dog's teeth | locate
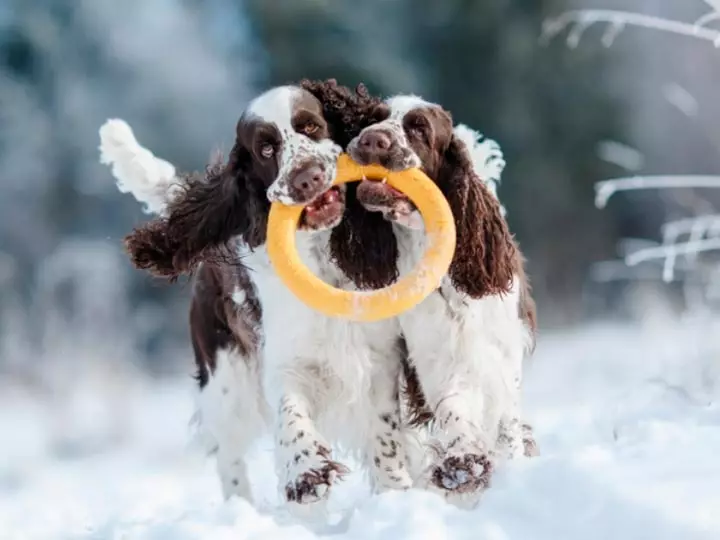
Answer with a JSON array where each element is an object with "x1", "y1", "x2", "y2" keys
[{"x1": 381, "y1": 177, "x2": 388, "y2": 184}]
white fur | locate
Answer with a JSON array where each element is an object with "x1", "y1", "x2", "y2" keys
[
  {"x1": 98, "y1": 119, "x2": 183, "y2": 216},
  {"x1": 240, "y1": 233, "x2": 413, "y2": 511},
  {"x1": 100, "y1": 94, "x2": 524, "y2": 510},
  {"x1": 192, "y1": 347, "x2": 269, "y2": 500},
  {"x1": 385, "y1": 94, "x2": 433, "y2": 118},
  {"x1": 246, "y1": 86, "x2": 342, "y2": 205},
  {"x1": 191, "y1": 234, "x2": 414, "y2": 512},
  {"x1": 101, "y1": 91, "x2": 415, "y2": 514},
  {"x1": 394, "y1": 225, "x2": 529, "y2": 444},
  {"x1": 351, "y1": 98, "x2": 532, "y2": 504},
  {"x1": 453, "y1": 124, "x2": 508, "y2": 216},
  {"x1": 350, "y1": 94, "x2": 431, "y2": 171},
  {"x1": 238, "y1": 88, "x2": 414, "y2": 507}
]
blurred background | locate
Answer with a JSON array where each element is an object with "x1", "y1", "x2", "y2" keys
[{"x1": 2, "y1": 1, "x2": 720, "y2": 531}]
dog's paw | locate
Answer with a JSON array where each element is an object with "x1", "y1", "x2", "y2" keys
[
  {"x1": 284, "y1": 459, "x2": 348, "y2": 505},
  {"x1": 281, "y1": 442, "x2": 350, "y2": 510},
  {"x1": 522, "y1": 423, "x2": 540, "y2": 457},
  {"x1": 430, "y1": 452, "x2": 493, "y2": 495}
]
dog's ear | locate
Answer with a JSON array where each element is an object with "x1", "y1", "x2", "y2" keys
[
  {"x1": 437, "y1": 136, "x2": 517, "y2": 298},
  {"x1": 124, "y1": 142, "x2": 268, "y2": 279},
  {"x1": 299, "y1": 78, "x2": 384, "y2": 147},
  {"x1": 329, "y1": 183, "x2": 399, "y2": 290}
]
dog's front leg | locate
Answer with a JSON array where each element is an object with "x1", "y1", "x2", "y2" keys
[{"x1": 273, "y1": 371, "x2": 348, "y2": 516}]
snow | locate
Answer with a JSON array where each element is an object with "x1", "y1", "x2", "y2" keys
[{"x1": 1, "y1": 322, "x2": 719, "y2": 540}]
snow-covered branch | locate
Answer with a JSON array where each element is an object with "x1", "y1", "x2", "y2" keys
[
  {"x1": 661, "y1": 214, "x2": 720, "y2": 245},
  {"x1": 625, "y1": 237, "x2": 720, "y2": 283},
  {"x1": 596, "y1": 140, "x2": 644, "y2": 171},
  {"x1": 542, "y1": 9, "x2": 720, "y2": 49},
  {"x1": 549, "y1": 1, "x2": 720, "y2": 309},
  {"x1": 588, "y1": 259, "x2": 690, "y2": 283},
  {"x1": 595, "y1": 176, "x2": 720, "y2": 209}
]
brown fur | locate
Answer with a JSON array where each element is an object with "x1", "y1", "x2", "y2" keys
[
  {"x1": 124, "y1": 149, "x2": 265, "y2": 279},
  {"x1": 437, "y1": 136, "x2": 517, "y2": 299},
  {"x1": 190, "y1": 263, "x2": 262, "y2": 387},
  {"x1": 349, "y1": 102, "x2": 535, "y2": 438},
  {"x1": 350, "y1": 104, "x2": 518, "y2": 299},
  {"x1": 121, "y1": 80, "x2": 406, "y2": 392},
  {"x1": 124, "y1": 80, "x2": 398, "y2": 283},
  {"x1": 330, "y1": 189, "x2": 400, "y2": 290},
  {"x1": 401, "y1": 355, "x2": 434, "y2": 428},
  {"x1": 299, "y1": 79, "x2": 381, "y2": 149},
  {"x1": 298, "y1": 79, "x2": 400, "y2": 290},
  {"x1": 515, "y1": 248, "x2": 537, "y2": 352}
]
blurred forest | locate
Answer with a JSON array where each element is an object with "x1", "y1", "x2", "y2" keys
[{"x1": 1, "y1": 0, "x2": 718, "y2": 375}]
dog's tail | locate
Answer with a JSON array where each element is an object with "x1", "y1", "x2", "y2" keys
[
  {"x1": 453, "y1": 124, "x2": 507, "y2": 216},
  {"x1": 99, "y1": 119, "x2": 182, "y2": 216}
]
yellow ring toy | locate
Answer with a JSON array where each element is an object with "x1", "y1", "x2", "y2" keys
[{"x1": 266, "y1": 153, "x2": 456, "y2": 322}]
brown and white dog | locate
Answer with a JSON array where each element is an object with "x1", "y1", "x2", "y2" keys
[
  {"x1": 104, "y1": 81, "x2": 416, "y2": 518},
  {"x1": 100, "y1": 83, "x2": 538, "y2": 514},
  {"x1": 347, "y1": 94, "x2": 538, "y2": 505}
]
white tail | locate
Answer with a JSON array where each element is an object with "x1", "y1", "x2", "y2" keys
[{"x1": 98, "y1": 119, "x2": 181, "y2": 216}]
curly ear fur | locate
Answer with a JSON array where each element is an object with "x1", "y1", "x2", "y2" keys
[
  {"x1": 438, "y1": 136, "x2": 517, "y2": 298},
  {"x1": 300, "y1": 78, "x2": 381, "y2": 148},
  {"x1": 124, "y1": 143, "x2": 268, "y2": 279},
  {"x1": 300, "y1": 78, "x2": 400, "y2": 289},
  {"x1": 329, "y1": 183, "x2": 399, "y2": 289}
]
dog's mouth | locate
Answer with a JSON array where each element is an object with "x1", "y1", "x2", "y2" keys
[
  {"x1": 299, "y1": 186, "x2": 345, "y2": 231},
  {"x1": 357, "y1": 177, "x2": 413, "y2": 207}
]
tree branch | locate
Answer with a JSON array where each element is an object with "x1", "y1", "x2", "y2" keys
[{"x1": 542, "y1": 9, "x2": 720, "y2": 49}]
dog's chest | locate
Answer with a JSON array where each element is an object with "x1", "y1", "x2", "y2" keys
[{"x1": 239, "y1": 236, "x2": 399, "y2": 372}]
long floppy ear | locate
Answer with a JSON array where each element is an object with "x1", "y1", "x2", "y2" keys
[
  {"x1": 329, "y1": 183, "x2": 399, "y2": 290},
  {"x1": 437, "y1": 136, "x2": 517, "y2": 298},
  {"x1": 124, "y1": 142, "x2": 268, "y2": 279}
]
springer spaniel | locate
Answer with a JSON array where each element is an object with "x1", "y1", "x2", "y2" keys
[
  {"x1": 347, "y1": 95, "x2": 538, "y2": 504},
  {"x1": 116, "y1": 81, "x2": 415, "y2": 516}
]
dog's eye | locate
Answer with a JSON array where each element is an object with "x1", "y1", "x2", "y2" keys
[
  {"x1": 303, "y1": 122, "x2": 319, "y2": 135},
  {"x1": 260, "y1": 144, "x2": 274, "y2": 158}
]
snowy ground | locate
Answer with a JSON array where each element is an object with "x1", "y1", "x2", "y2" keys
[{"x1": 1, "y1": 321, "x2": 719, "y2": 540}]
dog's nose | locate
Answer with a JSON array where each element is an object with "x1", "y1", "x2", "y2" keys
[
  {"x1": 290, "y1": 163, "x2": 326, "y2": 201},
  {"x1": 358, "y1": 130, "x2": 391, "y2": 153}
]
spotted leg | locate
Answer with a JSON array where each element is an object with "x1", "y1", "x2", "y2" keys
[
  {"x1": 364, "y1": 356, "x2": 414, "y2": 493},
  {"x1": 423, "y1": 397, "x2": 495, "y2": 508},
  {"x1": 274, "y1": 389, "x2": 348, "y2": 516},
  {"x1": 496, "y1": 368, "x2": 538, "y2": 459},
  {"x1": 398, "y1": 298, "x2": 505, "y2": 508}
]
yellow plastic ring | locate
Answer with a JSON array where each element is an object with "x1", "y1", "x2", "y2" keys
[{"x1": 266, "y1": 153, "x2": 456, "y2": 322}]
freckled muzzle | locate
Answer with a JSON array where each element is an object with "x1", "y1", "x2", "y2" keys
[
  {"x1": 286, "y1": 161, "x2": 332, "y2": 204},
  {"x1": 348, "y1": 122, "x2": 421, "y2": 171},
  {"x1": 267, "y1": 136, "x2": 341, "y2": 205}
]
